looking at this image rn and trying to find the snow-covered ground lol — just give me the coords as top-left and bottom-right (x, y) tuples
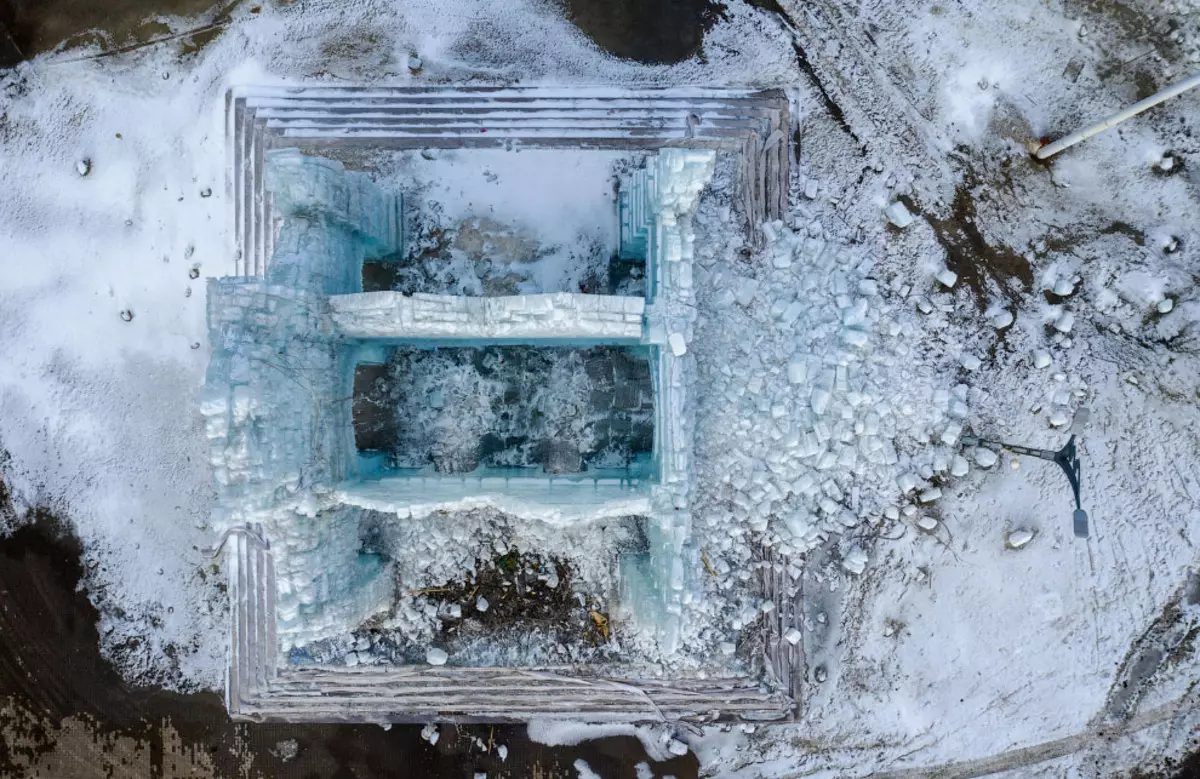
(1, 0), (1198, 775)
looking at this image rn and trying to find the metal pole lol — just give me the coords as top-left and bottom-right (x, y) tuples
(1035, 72), (1200, 160)
(961, 434), (1089, 538)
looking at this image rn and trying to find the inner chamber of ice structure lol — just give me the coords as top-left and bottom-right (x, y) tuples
(203, 147), (715, 659)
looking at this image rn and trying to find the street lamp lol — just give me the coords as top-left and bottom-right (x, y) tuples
(961, 409), (1090, 538)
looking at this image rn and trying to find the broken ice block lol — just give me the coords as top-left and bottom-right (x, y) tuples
(885, 201), (915, 228)
(1033, 350), (1052, 369)
(842, 547), (868, 574)
(1007, 529), (1034, 548)
(936, 269), (958, 288)
(785, 627), (803, 645)
(916, 516), (938, 531)
(668, 332), (688, 356)
(427, 647), (449, 665)
(787, 358), (808, 385)
(974, 448), (998, 468)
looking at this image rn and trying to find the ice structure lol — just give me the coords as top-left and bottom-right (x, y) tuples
(203, 147), (715, 656)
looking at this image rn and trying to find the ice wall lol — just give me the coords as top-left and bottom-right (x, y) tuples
(620, 149), (715, 654)
(264, 149), (402, 295)
(204, 150), (402, 650)
(331, 291), (644, 340)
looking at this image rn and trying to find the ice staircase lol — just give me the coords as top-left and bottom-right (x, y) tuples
(226, 86), (791, 277)
(225, 527), (794, 724)
(618, 164), (655, 261)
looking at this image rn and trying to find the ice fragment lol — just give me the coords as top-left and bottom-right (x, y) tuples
(885, 201), (915, 228)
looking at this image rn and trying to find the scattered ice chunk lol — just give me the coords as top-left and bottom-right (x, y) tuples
(667, 739), (689, 756)
(884, 506), (900, 521)
(447, 603), (462, 619)
(844, 329), (869, 348)
(1033, 350), (1052, 369)
(426, 647), (449, 666)
(476, 596), (490, 613)
(810, 388), (831, 415)
(784, 627), (803, 645)
(719, 641), (736, 655)
(1053, 278), (1075, 297)
(1054, 311), (1075, 333)
(842, 547), (868, 575)
(76, 159), (91, 176)
(919, 486), (942, 503)
(897, 473), (918, 494)
(735, 278), (759, 306)
(936, 269), (958, 288)
(773, 253), (793, 269)
(991, 310), (1013, 329)
(960, 354), (981, 371)
(885, 201), (915, 228)
(974, 448), (998, 468)
(668, 333), (687, 356)
(787, 358), (808, 385)
(951, 455), (969, 477)
(1049, 409), (1069, 427)
(498, 745), (508, 761)
(804, 179), (819, 199)
(941, 421), (963, 446)
(1007, 529), (1034, 549)
(916, 516), (939, 531)
(1157, 298), (1174, 314)
(421, 723), (440, 745)
(760, 600), (775, 614)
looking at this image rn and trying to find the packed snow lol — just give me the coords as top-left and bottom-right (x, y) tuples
(1, 0), (1199, 775)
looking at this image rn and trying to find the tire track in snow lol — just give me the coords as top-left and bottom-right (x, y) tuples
(864, 694), (1195, 779)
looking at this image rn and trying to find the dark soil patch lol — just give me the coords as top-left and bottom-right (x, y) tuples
(900, 185), (1033, 311)
(1100, 220), (1147, 247)
(559, 0), (726, 64)
(4, 0), (228, 56)
(0, 484), (695, 778)
(431, 549), (611, 645)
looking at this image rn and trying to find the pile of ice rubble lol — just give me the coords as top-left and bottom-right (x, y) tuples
(687, 202), (1000, 590)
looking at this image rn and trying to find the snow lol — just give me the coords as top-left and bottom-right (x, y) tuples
(1, 0), (1199, 772)
(573, 759), (601, 779)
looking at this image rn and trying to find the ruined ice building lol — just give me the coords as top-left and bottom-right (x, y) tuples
(204, 87), (795, 722)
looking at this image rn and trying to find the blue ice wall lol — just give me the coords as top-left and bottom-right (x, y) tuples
(264, 149), (402, 295)
(203, 150), (404, 651)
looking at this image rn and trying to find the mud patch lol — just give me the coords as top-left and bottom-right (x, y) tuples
(560, 0), (726, 64)
(902, 185), (1033, 310)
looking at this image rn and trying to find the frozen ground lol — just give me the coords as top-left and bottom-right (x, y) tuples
(1, 0), (1199, 777)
